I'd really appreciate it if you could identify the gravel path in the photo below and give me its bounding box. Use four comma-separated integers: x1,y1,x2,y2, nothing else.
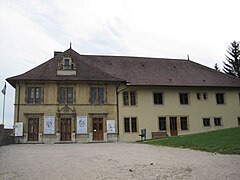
0,143,239,180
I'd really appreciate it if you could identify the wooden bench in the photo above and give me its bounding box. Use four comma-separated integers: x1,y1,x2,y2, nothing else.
151,132,168,139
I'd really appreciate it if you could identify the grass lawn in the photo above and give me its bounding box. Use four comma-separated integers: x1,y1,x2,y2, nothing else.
140,128,240,154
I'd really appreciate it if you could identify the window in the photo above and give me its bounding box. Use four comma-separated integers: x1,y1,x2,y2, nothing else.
216,93,225,104
124,117,137,133
59,87,73,104
180,117,188,130
203,118,210,127
123,91,136,106
154,93,163,105
159,117,166,131
90,87,104,104
179,93,189,104
214,118,222,126
238,117,240,126
27,87,42,104
131,118,137,132
63,58,71,69
197,93,207,100
124,118,130,132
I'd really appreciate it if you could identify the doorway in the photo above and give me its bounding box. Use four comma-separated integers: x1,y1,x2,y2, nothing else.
28,118,39,141
93,118,103,140
170,117,178,136
60,118,71,141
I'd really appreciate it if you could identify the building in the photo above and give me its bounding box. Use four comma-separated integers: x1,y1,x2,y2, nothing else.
7,48,240,143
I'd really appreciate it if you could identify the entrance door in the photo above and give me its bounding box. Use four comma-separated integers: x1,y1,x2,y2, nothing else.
60,119,71,141
28,118,39,141
93,118,103,140
170,117,178,136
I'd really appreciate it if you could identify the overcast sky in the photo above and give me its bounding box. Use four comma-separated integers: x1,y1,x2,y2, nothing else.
0,0,240,128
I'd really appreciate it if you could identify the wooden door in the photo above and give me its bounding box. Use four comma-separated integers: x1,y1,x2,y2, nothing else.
93,118,103,140
60,119,71,141
28,118,39,141
170,117,178,136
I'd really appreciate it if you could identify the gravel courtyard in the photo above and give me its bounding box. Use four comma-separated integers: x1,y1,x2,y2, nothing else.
0,143,239,180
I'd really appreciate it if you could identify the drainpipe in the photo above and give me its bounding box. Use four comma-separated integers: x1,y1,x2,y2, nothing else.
17,82,21,122
115,82,129,142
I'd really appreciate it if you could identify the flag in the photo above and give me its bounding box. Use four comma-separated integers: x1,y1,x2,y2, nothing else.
1,83,6,95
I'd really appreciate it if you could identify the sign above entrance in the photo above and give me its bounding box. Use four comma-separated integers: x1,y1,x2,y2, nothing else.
107,120,116,133
77,116,87,134
15,122,23,136
44,116,55,134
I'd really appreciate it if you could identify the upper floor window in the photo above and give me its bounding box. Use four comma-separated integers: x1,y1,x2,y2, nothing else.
59,87,73,104
197,92,208,100
179,93,189,105
123,91,136,106
27,87,42,104
153,93,163,105
90,87,104,104
216,93,225,104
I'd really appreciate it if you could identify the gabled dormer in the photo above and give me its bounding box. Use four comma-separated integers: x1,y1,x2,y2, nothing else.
57,56,76,76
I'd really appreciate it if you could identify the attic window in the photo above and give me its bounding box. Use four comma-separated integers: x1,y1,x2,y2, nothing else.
57,57,76,76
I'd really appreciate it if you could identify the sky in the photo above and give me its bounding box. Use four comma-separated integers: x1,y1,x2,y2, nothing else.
0,0,240,128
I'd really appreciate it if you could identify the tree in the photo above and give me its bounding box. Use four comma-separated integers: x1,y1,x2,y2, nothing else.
214,63,221,72
223,41,240,78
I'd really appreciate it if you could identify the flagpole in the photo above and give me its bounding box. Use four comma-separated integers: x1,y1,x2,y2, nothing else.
2,91,5,125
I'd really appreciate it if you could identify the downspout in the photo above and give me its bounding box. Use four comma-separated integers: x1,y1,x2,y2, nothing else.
116,82,129,142
17,82,20,122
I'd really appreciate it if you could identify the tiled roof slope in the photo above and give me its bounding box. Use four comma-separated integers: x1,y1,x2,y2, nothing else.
7,48,240,88
7,48,124,87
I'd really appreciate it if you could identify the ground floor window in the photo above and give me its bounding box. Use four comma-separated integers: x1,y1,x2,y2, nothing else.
238,117,240,126
124,117,137,133
214,117,222,126
159,117,166,131
203,118,211,127
180,117,188,130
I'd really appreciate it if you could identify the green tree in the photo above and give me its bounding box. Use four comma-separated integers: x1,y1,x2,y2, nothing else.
223,41,240,78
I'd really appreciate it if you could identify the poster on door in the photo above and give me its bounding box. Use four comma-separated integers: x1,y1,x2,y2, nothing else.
44,116,55,134
107,120,116,133
15,122,23,136
77,116,87,134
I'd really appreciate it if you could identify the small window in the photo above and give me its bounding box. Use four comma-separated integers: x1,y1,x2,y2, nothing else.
179,93,189,105
130,92,136,105
203,118,210,127
123,91,129,106
180,117,188,130
203,93,207,100
238,117,240,126
59,87,73,104
214,118,222,126
131,118,137,132
90,87,104,104
159,117,166,131
123,91,136,106
124,117,137,133
124,118,130,132
197,93,201,100
216,93,225,104
154,93,163,105
27,87,42,104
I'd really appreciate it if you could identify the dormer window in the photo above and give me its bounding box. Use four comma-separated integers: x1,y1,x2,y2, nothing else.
57,57,76,76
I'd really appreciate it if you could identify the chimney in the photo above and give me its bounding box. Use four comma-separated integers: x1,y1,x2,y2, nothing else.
54,51,62,57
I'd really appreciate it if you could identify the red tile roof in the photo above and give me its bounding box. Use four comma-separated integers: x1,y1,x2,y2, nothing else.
7,48,240,88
